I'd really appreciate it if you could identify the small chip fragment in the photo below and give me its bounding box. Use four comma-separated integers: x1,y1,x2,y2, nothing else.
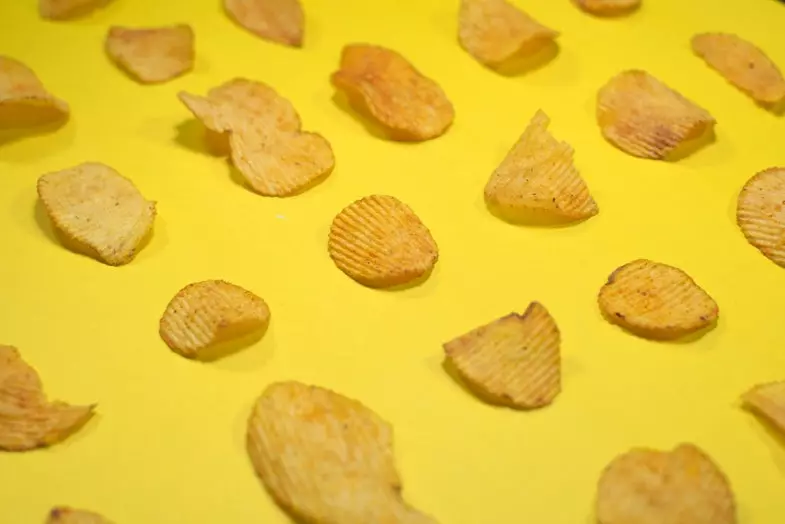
223,0,304,47
106,25,194,84
0,346,95,451
741,381,785,435
484,110,598,223
444,302,561,409
332,44,455,141
247,381,437,524
597,70,715,159
737,168,785,268
328,195,439,288
572,0,640,16
0,56,69,128
47,507,114,524
596,443,737,524
39,0,112,20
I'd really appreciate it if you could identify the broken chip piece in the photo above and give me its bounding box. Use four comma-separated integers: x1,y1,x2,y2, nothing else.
0,56,69,128
106,25,195,84
39,0,113,20
737,168,785,268
741,381,785,436
223,0,304,47
47,507,114,524
572,0,640,16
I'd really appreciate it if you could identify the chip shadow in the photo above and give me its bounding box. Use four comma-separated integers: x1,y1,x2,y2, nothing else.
485,199,596,228
174,119,228,157
490,40,561,77
574,2,641,18
665,127,717,162
183,324,270,363
0,118,68,148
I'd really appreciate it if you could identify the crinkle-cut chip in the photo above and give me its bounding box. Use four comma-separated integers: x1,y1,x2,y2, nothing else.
742,381,785,435
596,70,715,160
0,346,95,451
692,33,785,105
159,280,271,359
39,0,112,20
596,443,737,524
484,110,598,223
328,195,439,288
443,302,561,409
47,507,114,524
37,163,156,266
224,0,304,47
106,25,194,84
331,44,455,141
737,168,785,268
0,56,69,128
458,0,559,67
572,0,640,16
247,381,437,524
598,259,718,340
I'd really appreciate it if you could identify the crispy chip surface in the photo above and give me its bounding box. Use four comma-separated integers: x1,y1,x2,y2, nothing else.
328,195,439,288
39,0,112,19
224,0,304,47
47,507,114,524
332,44,454,141
572,0,640,15
596,443,737,524
0,56,69,128
106,25,194,84
742,381,785,435
247,381,437,524
444,302,561,409
597,70,715,159
0,346,95,451
737,168,785,268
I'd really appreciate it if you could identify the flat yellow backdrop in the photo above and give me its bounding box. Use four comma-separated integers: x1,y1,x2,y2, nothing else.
1,0,785,522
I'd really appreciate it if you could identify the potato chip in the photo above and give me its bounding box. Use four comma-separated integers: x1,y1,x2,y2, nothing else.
47,507,113,524
0,56,69,128
332,44,454,141
598,259,718,340
444,302,560,409
223,0,304,47
0,346,95,451
692,33,785,105
572,0,640,16
106,25,194,84
741,381,785,435
596,443,737,524
597,70,715,159
39,0,112,20
37,163,156,266
737,168,785,268
458,0,559,67
247,381,437,524
484,110,598,223
328,195,439,288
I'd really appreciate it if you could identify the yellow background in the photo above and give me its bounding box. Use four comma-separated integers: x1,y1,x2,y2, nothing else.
1,0,785,522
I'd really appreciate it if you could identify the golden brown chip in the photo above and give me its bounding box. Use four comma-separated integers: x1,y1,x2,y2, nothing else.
444,302,560,409
247,381,437,524
737,168,785,268
332,44,454,141
741,381,785,435
484,110,598,223
106,25,194,84
596,70,715,159
598,259,718,340
572,0,640,16
596,443,737,524
47,507,114,524
692,33,785,105
223,0,304,47
328,195,439,288
0,346,95,451
39,0,112,20
0,56,69,128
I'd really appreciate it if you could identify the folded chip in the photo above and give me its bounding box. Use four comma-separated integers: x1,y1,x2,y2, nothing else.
597,70,715,159
737,168,785,268
224,0,304,47
0,346,95,451
596,443,737,524
332,44,455,141
741,381,785,436
247,381,437,524
106,25,194,84
0,56,69,128
39,0,113,20
47,507,114,524
572,0,640,15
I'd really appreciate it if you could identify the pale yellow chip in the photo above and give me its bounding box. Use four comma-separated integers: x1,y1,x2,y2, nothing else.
484,110,598,223
596,443,737,524
332,44,455,141
0,56,69,128
444,302,561,409
47,507,114,524
597,70,715,159
39,0,112,20
328,195,439,288
692,33,785,105
458,0,559,67
572,0,640,16
598,259,718,340
106,25,194,84
0,346,95,451
224,0,304,47
247,381,437,524
741,381,785,435
736,168,785,268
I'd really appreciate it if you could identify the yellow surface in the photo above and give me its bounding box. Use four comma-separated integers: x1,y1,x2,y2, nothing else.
1,0,785,521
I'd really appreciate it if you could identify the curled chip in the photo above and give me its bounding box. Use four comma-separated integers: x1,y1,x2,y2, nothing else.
106,25,194,84
223,0,304,47
737,168,785,268
0,56,69,128
484,110,598,223
37,163,156,266
247,381,437,524
444,302,561,409
48,507,113,524
572,0,640,16
332,44,454,141
598,259,718,340
692,33,785,106
597,70,715,159
741,381,785,435
39,0,113,20
328,195,439,288
0,346,95,451
596,444,737,524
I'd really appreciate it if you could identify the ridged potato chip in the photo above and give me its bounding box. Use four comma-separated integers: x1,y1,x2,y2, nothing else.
597,70,715,159
0,346,95,451
0,56,69,128
484,110,598,223
737,168,785,268
328,195,439,288
106,25,194,84
47,507,113,524
596,444,737,524
572,0,640,16
247,381,437,524
332,44,454,141
742,381,785,435
224,0,304,47
39,0,112,20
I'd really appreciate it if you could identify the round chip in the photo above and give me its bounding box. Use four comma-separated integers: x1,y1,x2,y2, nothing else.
0,56,69,128
47,507,114,524
39,0,113,20
223,0,304,47
105,25,195,84
737,168,785,268
572,0,640,16
741,381,785,435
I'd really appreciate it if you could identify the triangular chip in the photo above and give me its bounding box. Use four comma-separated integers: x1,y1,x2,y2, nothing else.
484,110,598,223
247,381,437,524
47,507,114,524
597,70,715,159
39,0,112,20
223,0,304,47
742,381,785,435
0,56,69,128
737,168,785,268
106,25,194,84
0,346,95,451
328,195,439,288
572,0,640,16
